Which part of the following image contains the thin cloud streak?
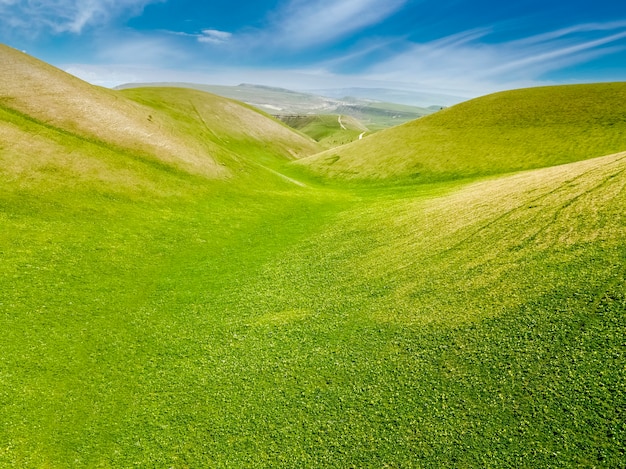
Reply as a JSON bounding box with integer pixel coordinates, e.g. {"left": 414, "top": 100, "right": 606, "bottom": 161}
{"left": 0, "top": 0, "right": 161, "bottom": 35}
{"left": 242, "top": 0, "right": 408, "bottom": 51}
{"left": 167, "top": 28, "right": 233, "bottom": 45}
{"left": 510, "top": 20, "right": 626, "bottom": 46}
{"left": 197, "top": 30, "right": 232, "bottom": 45}
{"left": 361, "top": 21, "right": 626, "bottom": 95}
{"left": 488, "top": 30, "right": 626, "bottom": 76}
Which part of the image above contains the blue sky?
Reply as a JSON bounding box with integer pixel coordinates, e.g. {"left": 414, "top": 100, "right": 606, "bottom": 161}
{"left": 1, "top": 0, "right": 626, "bottom": 98}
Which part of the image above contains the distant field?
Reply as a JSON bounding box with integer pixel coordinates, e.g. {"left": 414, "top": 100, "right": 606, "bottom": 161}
{"left": 334, "top": 99, "right": 437, "bottom": 130}
{"left": 1, "top": 45, "right": 624, "bottom": 468}
{"left": 278, "top": 114, "right": 367, "bottom": 148}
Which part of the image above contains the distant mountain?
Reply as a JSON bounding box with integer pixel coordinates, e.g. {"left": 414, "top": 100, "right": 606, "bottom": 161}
{"left": 115, "top": 82, "right": 437, "bottom": 129}
{"left": 306, "top": 87, "right": 467, "bottom": 108}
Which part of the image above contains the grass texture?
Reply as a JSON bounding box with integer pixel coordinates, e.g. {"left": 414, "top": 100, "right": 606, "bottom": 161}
{"left": 0, "top": 46, "right": 624, "bottom": 467}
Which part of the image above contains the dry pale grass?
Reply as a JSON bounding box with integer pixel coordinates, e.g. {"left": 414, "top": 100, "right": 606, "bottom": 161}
{"left": 0, "top": 119, "right": 173, "bottom": 194}
{"left": 351, "top": 151, "right": 626, "bottom": 263}
{"left": 0, "top": 45, "right": 225, "bottom": 178}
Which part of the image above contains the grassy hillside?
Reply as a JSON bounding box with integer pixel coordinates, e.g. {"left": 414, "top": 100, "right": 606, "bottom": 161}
{"left": 2, "top": 148, "right": 623, "bottom": 467}
{"left": 119, "top": 87, "right": 320, "bottom": 171}
{"left": 297, "top": 82, "right": 626, "bottom": 182}
{"left": 279, "top": 114, "right": 368, "bottom": 148}
{"left": 0, "top": 45, "right": 318, "bottom": 187}
{"left": 1, "top": 48, "right": 624, "bottom": 467}
{"left": 0, "top": 46, "right": 225, "bottom": 179}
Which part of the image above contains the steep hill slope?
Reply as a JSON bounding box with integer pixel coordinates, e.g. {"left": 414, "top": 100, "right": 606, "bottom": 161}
{"left": 0, "top": 45, "right": 318, "bottom": 188}
{"left": 297, "top": 83, "right": 626, "bottom": 181}
{"left": 119, "top": 87, "right": 318, "bottom": 161}
{"left": 0, "top": 45, "right": 225, "bottom": 179}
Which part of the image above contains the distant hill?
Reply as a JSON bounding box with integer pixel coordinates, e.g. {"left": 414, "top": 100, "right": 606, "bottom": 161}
{"left": 279, "top": 114, "right": 368, "bottom": 149}
{"left": 115, "top": 82, "right": 435, "bottom": 130}
{"left": 296, "top": 83, "right": 626, "bottom": 182}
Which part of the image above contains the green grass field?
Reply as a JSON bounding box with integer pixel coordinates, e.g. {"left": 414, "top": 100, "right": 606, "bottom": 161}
{"left": 0, "top": 46, "right": 624, "bottom": 467}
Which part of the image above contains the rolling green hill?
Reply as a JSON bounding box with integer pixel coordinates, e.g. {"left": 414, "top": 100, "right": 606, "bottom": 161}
{"left": 1, "top": 46, "right": 624, "bottom": 467}
{"left": 118, "top": 87, "right": 320, "bottom": 173}
{"left": 297, "top": 82, "right": 626, "bottom": 182}
{"left": 0, "top": 44, "right": 319, "bottom": 190}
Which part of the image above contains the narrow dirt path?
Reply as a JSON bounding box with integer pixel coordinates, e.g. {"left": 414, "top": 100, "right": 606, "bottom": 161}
{"left": 338, "top": 115, "right": 346, "bottom": 130}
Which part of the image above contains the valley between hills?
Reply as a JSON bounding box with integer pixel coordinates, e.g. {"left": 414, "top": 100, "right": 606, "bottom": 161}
{"left": 0, "top": 44, "right": 624, "bottom": 467}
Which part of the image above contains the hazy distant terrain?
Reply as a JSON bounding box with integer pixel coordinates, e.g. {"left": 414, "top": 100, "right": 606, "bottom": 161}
{"left": 116, "top": 82, "right": 437, "bottom": 130}
{"left": 2, "top": 44, "right": 624, "bottom": 468}
{"left": 305, "top": 86, "right": 466, "bottom": 107}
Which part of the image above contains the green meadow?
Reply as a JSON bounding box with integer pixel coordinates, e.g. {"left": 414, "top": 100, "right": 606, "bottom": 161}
{"left": 0, "top": 45, "right": 624, "bottom": 467}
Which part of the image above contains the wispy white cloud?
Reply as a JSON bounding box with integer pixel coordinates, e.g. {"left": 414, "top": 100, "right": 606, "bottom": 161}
{"left": 166, "top": 28, "right": 233, "bottom": 45}
{"left": 509, "top": 20, "right": 626, "bottom": 47}
{"left": 197, "top": 29, "right": 232, "bottom": 45}
{"left": 487, "top": 29, "right": 626, "bottom": 77}
{"left": 359, "top": 20, "right": 626, "bottom": 95}
{"left": 248, "top": 0, "right": 408, "bottom": 50}
{"left": 151, "top": 1, "right": 406, "bottom": 55}
{"left": 0, "top": 0, "right": 162, "bottom": 35}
